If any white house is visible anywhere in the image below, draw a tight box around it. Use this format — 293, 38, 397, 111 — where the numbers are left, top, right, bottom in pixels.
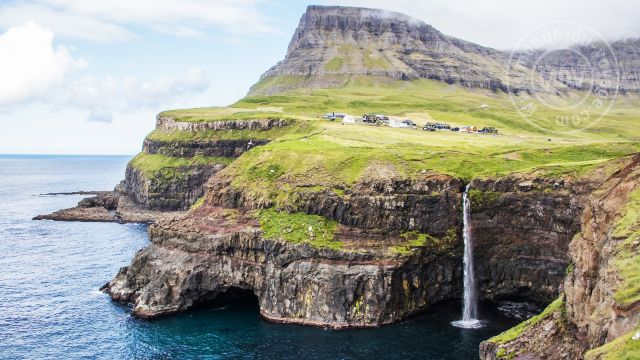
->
341, 115, 356, 124
388, 118, 416, 128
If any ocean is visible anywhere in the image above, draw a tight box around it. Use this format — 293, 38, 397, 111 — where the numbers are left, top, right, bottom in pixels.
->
0, 155, 532, 359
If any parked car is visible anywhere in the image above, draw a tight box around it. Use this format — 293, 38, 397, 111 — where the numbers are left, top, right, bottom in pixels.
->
450, 127, 460, 132
402, 119, 417, 128
362, 113, 387, 125
423, 125, 436, 132
323, 112, 346, 121
424, 122, 451, 130
479, 127, 498, 134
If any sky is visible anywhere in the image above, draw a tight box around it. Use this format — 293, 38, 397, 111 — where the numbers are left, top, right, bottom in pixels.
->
0, 0, 638, 155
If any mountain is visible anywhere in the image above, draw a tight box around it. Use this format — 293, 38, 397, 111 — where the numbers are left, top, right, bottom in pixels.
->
250, 5, 640, 96
37, 5, 640, 360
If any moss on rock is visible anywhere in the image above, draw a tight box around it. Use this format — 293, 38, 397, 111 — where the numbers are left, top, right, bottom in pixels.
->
257, 208, 341, 250
488, 296, 565, 346
468, 189, 501, 211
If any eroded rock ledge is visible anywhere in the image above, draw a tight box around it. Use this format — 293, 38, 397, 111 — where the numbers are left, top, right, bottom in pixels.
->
33, 192, 184, 223
471, 176, 594, 302
156, 116, 291, 132
103, 205, 462, 328
102, 172, 592, 328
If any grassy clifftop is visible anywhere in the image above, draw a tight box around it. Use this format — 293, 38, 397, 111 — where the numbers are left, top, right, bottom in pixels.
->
150, 77, 640, 207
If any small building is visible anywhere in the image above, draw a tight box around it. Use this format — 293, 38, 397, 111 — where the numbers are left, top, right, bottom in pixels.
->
388, 118, 416, 128
362, 113, 389, 125
424, 122, 451, 130
323, 112, 346, 121
341, 115, 356, 124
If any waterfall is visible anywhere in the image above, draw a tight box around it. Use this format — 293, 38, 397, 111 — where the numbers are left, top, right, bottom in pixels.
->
452, 184, 485, 329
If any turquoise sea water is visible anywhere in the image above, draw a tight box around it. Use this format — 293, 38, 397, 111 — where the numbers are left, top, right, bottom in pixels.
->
0, 155, 536, 359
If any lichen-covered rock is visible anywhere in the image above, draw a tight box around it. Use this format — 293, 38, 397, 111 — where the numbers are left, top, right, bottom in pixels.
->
208, 173, 591, 303
143, 139, 269, 158
207, 175, 464, 236
104, 170, 599, 328
155, 116, 291, 132
479, 297, 584, 360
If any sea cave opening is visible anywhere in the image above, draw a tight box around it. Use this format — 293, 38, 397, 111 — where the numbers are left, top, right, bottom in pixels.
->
192, 286, 260, 312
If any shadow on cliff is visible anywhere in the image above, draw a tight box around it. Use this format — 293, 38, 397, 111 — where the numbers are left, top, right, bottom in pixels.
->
190, 287, 260, 312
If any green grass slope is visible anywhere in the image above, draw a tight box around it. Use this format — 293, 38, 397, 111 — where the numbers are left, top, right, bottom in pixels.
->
154, 77, 640, 208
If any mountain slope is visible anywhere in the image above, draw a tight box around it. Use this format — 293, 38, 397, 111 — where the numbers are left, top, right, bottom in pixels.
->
250, 5, 640, 97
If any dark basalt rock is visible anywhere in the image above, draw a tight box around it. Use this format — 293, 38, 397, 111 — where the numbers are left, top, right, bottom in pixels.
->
143, 139, 270, 158
119, 116, 288, 211
470, 177, 594, 302
207, 175, 464, 235
124, 162, 224, 211
103, 207, 462, 328
480, 154, 640, 360
104, 173, 596, 328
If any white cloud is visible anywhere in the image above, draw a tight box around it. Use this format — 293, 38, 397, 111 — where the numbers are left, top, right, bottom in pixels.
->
0, 22, 85, 107
0, 0, 275, 42
64, 66, 210, 120
0, 4, 134, 42
0, 22, 212, 120
86, 109, 113, 123
320, 0, 640, 49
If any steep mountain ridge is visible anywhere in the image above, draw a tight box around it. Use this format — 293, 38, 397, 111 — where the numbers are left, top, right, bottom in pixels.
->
250, 5, 640, 96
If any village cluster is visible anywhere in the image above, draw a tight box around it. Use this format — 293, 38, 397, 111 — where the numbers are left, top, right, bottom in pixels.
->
322, 112, 498, 134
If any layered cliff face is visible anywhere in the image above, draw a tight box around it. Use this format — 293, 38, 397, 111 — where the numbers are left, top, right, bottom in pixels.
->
515, 38, 640, 95
470, 177, 593, 302
103, 167, 594, 328
121, 116, 292, 211
480, 154, 640, 359
250, 5, 640, 96
123, 160, 223, 211
207, 174, 463, 235
250, 5, 523, 95
104, 176, 465, 328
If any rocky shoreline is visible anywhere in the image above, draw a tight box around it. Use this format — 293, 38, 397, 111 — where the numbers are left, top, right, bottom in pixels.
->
35, 162, 600, 330
34, 111, 636, 346
71, 168, 595, 330
100, 203, 463, 328
34, 192, 184, 224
